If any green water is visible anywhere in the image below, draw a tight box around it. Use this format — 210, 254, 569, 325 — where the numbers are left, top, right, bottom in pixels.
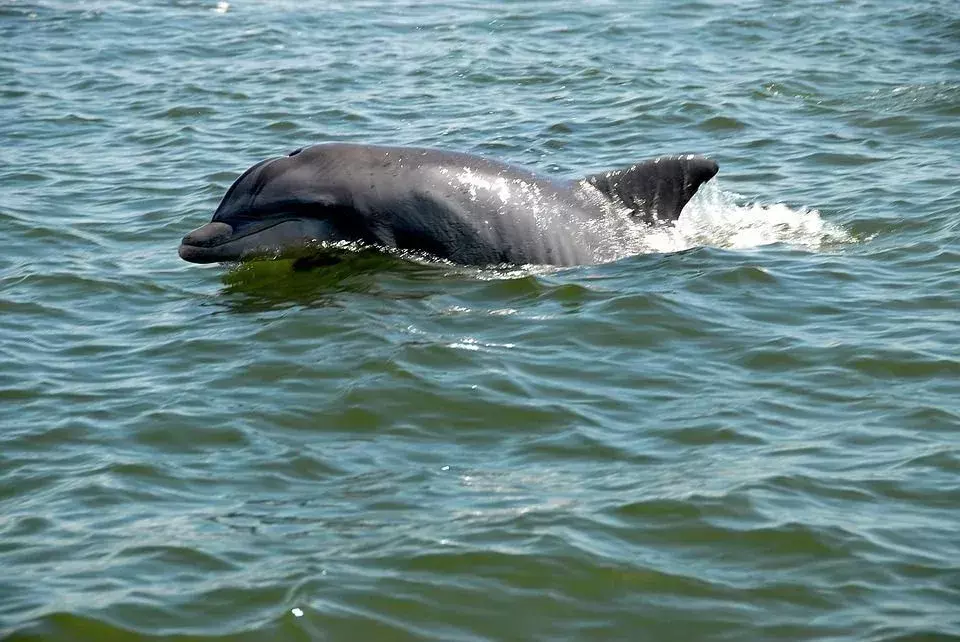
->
2, 1, 959, 640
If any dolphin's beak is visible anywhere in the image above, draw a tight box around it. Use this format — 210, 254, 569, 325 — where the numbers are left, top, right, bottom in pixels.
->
179, 222, 236, 263
178, 217, 337, 264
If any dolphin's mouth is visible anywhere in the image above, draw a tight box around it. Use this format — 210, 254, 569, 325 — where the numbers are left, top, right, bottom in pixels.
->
178, 217, 334, 264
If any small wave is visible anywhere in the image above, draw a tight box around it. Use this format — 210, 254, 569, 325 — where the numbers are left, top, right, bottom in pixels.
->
642, 182, 853, 254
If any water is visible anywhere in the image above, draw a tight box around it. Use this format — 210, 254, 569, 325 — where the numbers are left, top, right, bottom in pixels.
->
2, 1, 959, 639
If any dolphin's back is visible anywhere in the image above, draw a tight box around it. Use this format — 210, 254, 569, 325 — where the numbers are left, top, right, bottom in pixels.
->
240, 144, 603, 265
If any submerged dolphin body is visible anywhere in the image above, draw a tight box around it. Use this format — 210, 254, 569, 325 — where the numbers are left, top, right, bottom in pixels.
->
179, 143, 719, 267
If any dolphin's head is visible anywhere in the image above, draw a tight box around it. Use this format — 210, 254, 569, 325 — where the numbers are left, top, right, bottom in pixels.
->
179, 148, 362, 264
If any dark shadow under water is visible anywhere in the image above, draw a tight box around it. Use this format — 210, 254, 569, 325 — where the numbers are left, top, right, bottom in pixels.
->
208, 242, 723, 315
213, 248, 462, 313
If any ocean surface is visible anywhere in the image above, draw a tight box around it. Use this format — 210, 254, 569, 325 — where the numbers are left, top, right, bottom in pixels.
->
2, 1, 959, 640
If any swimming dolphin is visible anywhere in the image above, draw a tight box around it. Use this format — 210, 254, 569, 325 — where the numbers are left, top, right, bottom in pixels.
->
178, 143, 718, 266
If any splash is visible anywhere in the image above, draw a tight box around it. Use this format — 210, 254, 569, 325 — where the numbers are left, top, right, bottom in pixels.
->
640, 182, 852, 254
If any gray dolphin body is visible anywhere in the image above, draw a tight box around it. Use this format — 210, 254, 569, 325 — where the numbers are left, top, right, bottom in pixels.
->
179, 143, 718, 267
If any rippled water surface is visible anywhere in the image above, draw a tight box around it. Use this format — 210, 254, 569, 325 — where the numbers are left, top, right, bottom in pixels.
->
3, 1, 960, 640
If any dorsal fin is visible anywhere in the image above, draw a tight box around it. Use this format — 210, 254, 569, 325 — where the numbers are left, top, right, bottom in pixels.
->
584, 155, 719, 224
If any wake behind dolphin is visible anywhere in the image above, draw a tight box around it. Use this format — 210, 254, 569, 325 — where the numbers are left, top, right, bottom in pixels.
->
178, 143, 719, 267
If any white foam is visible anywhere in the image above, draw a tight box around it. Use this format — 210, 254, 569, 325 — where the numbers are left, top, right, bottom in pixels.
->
641, 182, 852, 254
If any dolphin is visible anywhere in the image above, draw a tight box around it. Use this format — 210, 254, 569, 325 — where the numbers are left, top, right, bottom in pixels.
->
178, 143, 718, 267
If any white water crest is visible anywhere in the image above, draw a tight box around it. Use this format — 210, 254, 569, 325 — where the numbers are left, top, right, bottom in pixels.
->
641, 182, 853, 254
